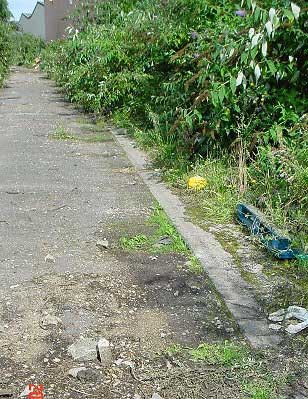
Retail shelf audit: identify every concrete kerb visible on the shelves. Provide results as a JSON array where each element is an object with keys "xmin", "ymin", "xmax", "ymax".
[{"xmin": 110, "ymin": 126, "xmax": 282, "ymax": 349}]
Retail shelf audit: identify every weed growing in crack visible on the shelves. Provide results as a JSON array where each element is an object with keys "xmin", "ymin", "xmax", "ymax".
[
  {"xmin": 246, "ymin": 386, "xmax": 274, "ymax": 399},
  {"xmin": 163, "ymin": 342, "xmax": 286, "ymax": 399},
  {"xmin": 51, "ymin": 125, "xmax": 111, "ymax": 143},
  {"xmin": 186, "ymin": 256, "xmax": 204, "ymax": 276},
  {"xmin": 52, "ymin": 125, "xmax": 76, "ymax": 140},
  {"xmin": 165, "ymin": 344, "xmax": 184, "ymax": 356},
  {"xmin": 81, "ymin": 134, "xmax": 112, "ymax": 143},
  {"xmin": 148, "ymin": 206, "xmax": 188, "ymax": 254},
  {"xmin": 189, "ymin": 342, "xmax": 248, "ymax": 367},
  {"xmin": 120, "ymin": 234, "xmax": 150, "ymax": 250},
  {"xmin": 120, "ymin": 205, "xmax": 188, "ymax": 254}
]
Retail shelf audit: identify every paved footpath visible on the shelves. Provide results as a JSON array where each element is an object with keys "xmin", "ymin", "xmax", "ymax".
[{"xmin": 0, "ymin": 68, "xmax": 278, "ymax": 398}]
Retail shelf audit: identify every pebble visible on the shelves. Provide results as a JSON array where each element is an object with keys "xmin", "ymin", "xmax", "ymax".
[
  {"xmin": 44, "ymin": 254, "xmax": 55, "ymax": 263},
  {"xmin": 40, "ymin": 314, "xmax": 62, "ymax": 329},
  {"xmin": 68, "ymin": 338, "xmax": 98, "ymax": 361},
  {"xmin": 156, "ymin": 236, "xmax": 173, "ymax": 246},
  {"xmin": 68, "ymin": 367, "xmax": 86, "ymax": 378},
  {"xmin": 96, "ymin": 240, "xmax": 109, "ymax": 250},
  {"xmin": 97, "ymin": 338, "xmax": 113, "ymax": 366},
  {"xmin": 269, "ymin": 323, "xmax": 283, "ymax": 331},
  {"xmin": 77, "ymin": 368, "xmax": 101, "ymax": 382}
]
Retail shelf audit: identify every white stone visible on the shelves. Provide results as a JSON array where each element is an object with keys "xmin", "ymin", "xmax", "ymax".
[
  {"xmin": 268, "ymin": 309, "xmax": 285, "ymax": 322},
  {"xmin": 68, "ymin": 367, "xmax": 86, "ymax": 378},
  {"xmin": 40, "ymin": 314, "xmax": 61, "ymax": 329},
  {"xmin": 68, "ymin": 338, "xmax": 97, "ymax": 361},
  {"xmin": 45, "ymin": 254, "xmax": 55, "ymax": 263},
  {"xmin": 97, "ymin": 338, "xmax": 113, "ymax": 366},
  {"xmin": 269, "ymin": 323, "xmax": 282, "ymax": 331},
  {"xmin": 96, "ymin": 240, "xmax": 109, "ymax": 250}
]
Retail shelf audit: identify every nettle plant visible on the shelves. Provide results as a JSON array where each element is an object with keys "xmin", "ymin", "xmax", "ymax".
[{"xmin": 170, "ymin": 0, "xmax": 306, "ymax": 153}]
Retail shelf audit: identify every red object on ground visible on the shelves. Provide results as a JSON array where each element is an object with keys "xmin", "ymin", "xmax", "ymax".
[{"xmin": 28, "ymin": 385, "xmax": 44, "ymax": 399}]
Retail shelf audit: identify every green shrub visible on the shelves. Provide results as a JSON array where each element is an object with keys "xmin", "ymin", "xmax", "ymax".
[
  {"xmin": 0, "ymin": 21, "xmax": 12, "ymax": 86},
  {"xmin": 0, "ymin": 24, "xmax": 45, "ymax": 87},
  {"xmin": 11, "ymin": 32, "xmax": 45, "ymax": 67}
]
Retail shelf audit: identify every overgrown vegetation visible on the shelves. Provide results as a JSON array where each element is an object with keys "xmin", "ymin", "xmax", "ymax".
[
  {"xmin": 0, "ymin": 0, "xmax": 45, "ymax": 86},
  {"xmin": 0, "ymin": 0, "xmax": 11, "ymax": 86},
  {"xmin": 165, "ymin": 341, "xmax": 289, "ymax": 399},
  {"xmin": 0, "ymin": 22, "xmax": 11, "ymax": 85},
  {"xmin": 41, "ymin": 0, "xmax": 307, "ymax": 253},
  {"xmin": 11, "ymin": 32, "xmax": 45, "ymax": 67}
]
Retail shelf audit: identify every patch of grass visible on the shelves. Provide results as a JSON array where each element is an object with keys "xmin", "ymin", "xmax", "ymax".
[
  {"xmin": 262, "ymin": 257, "xmax": 308, "ymax": 309},
  {"xmin": 51, "ymin": 125, "xmax": 112, "ymax": 143},
  {"xmin": 120, "ymin": 234, "xmax": 150, "ymax": 250},
  {"xmin": 297, "ymin": 257, "xmax": 308, "ymax": 273},
  {"xmin": 120, "ymin": 205, "xmax": 189, "ymax": 254},
  {"xmin": 52, "ymin": 125, "xmax": 76, "ymax": 140},
  {"xmin": 75, "ymin": 117, "xmax": 91, "ymax": 125},
  {"xmin": 186, "ymin": 256, "xmax": 204, "ymax": 275},
  {"xmin": 180, "ymin": 158, "xmax": 240, "ymax": 225},
  {"xmin": 165, "ymin": 342, "xmax": 286, "ymax": 399},
  {"xmin": 165, "ymin": 344, "xmax": 184, "ymax": 356},
  {"xmin": 243, "ymin": 380, "xmax": 282, "ymax": 399},
  {"xmin": 189, "ymin": 342, "xmax": 248, "ymax": 367},
  {"xmin": 81, "ymin": 133, "xmax": 113, "ymax": 143},
  {"xmin": 148, "ymin": 206, "xmax": 188, "ymax": 254},
  {"xmin": 247, "ymin": 386, "xmax": 273, "ymax": 399}
]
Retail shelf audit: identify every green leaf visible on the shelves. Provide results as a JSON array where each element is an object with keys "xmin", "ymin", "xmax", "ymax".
[
  {"xmin": 230, "ymin": 76, "xmax": 237, "ymax": 94},
  {"xmin": 240, "ymin": 52, "xmax": 248, "ymax": 63},
  {"xmin": 267, "ymin": 60, "xmax": 277, "ymax": 74},
  {"xmin": 193, "ymin": 109, "xmax": 203, "ymax": 122},
  {"xmin": 218, "ymin": 85, "xmax": 225, "ymax": 104},
  {"xmin": 211, "ymin": 90, "xmax": 219, "ymax": 107},
  {"xmin": 284, "ymin": 9, "xmax": 294, "ymax": 21},
  {"xmin": 250, "ymin": 47, "xmax": 258, "ymax": 60},
  {"xmin": 254, "ymin": 7, "xmax": 261, "ymax": 22}
]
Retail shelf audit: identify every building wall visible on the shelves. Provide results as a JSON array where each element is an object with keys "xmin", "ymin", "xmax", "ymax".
[
  {"xmin": 45, "ymin": 0, "xmax": 78, "ymax": 42},
  {"xmin": 19, "ymin": 2, "xmax": 45, "ymax": 40}
]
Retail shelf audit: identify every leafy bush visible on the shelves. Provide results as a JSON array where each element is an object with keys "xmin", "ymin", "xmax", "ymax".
[
  {"xmin": 0, "ymin": 0, "xmax": 11, "ymax": 22},
  {"xmin": 0, "ymin": 21, "xmax": 12, "ymax": 86},
  {"xmin": 11, "ymin": 32, "xmax": 45, "ymax": 67},
  {"xmin": 0, "ymin": 23, "xmax": 45, "ymax": 87},
  {"xmin": 41, "ymin": 0, "xmax": 307, "ymax": 249}
]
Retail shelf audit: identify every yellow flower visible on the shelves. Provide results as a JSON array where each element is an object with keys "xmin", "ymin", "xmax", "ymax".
[{"xmin": 187, "ymin": 176, "xmax": 207, "ymax": 190}]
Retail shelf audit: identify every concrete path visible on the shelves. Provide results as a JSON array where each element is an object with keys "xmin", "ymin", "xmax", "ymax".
[{"xmin": 0, "ymin": 69, "xmax": 248, "ymax": 398}]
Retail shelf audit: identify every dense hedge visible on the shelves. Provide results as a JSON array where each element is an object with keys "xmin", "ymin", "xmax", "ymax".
[{"xmin": 42, "ymin": 0, "xmax": 307, "ymax": 250}]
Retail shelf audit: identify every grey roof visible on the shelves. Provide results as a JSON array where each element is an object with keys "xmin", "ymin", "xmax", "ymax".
[{"xmin": 19, "ymin": 1, "xmax": 45, "ymax": 22}]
